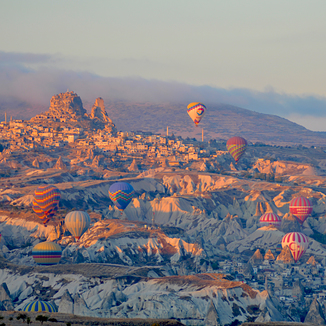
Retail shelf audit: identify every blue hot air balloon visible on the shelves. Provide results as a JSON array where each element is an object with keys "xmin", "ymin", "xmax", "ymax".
[
  {"xmin": 22, "ymin": 300, "xmax": 56, "ymax": 312},
  {"xmin": 65, "ymin": 211, "xmax": 91, "ymax": 241},
  {"xmin": 109, "ymin": 182, "xmax": 134, "ymax": 211}
]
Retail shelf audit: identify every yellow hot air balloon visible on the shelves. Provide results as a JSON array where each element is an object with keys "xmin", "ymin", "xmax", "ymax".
[
  {"xmin": 65, "ymin": 211, "xmax": 91, "ymax": 241},
  {"xmin": 32, "ymin": 241, "xmax": 62, "ymax": 265},
  {"xmin": 187, "ymin": 102, "xmax": 206, "ymax": 126}
]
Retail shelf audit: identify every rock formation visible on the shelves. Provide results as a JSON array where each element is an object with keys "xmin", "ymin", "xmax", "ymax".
[
  {"xmin": 307, "ymin": 255, "xmax": 317, "ymax": 266},
  {"xmin": 276, "ymin": 245, "xmax": 294, "ymax": 264},
  {"xmin": 264, "ymin": 249, "xmax": 275, "ymax": 261},
  {"xmin": 204, "ymin": 299, "xmax": 221, "ymax": 326},
  {"xmin": 36, "ymin": 91, "xmax": 87, "ymax": 121},
  {"xmin": 89, "ymin": 97, "xmax": 112, "ymax": 123},
  {"xmin": 58, "ymin": 289, "xmax": 74, "ymax": 314},
  {"xmin": 250, "ymin": 249, "xmax": 263, "ymax": 264},
  {"xmin": 128, "ymin": 159, "xmax": 138, "ymax": 172},
  {"xmin": 254, "ymin": 202, "xmax": 264, "ymax": 216},
  {"xmin": 54, "ymin": 156, "xmax": 66, "ymax": 170},
  {"xmin": 304, "ymin": 298, "xmax": 326, "ymax": 325},
  {"xmin": 31, "ymin": 92, "xmax": 116, "ymax": 133},
  {"xmin": 32, "ymin": 158, "xmax": 40, "ymax": 168},
  {"xmin": 280, "ymin": 212, "xmax": 301, "ymax": 233},
  {"xmin": 0, "ymin": 283, "xmax": 13, "ymax": 311}
]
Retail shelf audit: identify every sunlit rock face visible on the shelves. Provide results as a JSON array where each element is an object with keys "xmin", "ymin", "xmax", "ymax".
[
  {"xmin": 90, "ymin": 97, "xmax": 112, "ymax": 123},
  {"xmin": 276, "ymin": 245, "xmax": 294, "ymax": 264},
  {"xmin": 48, "ymin": 92, "xmax": 87, "ymax": 120}
]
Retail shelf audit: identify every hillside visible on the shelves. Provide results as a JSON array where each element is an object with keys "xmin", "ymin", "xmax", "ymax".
[
  {"xmin": 104, "ymin": 101, "xmax": 326, "ymax": 146},
  {"xmin": 1, "ymin": 96, "xmax": 326, "ymax": 146}
]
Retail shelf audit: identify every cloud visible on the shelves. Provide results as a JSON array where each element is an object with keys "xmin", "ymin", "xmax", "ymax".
[
  {"xmin": 1, "ymin": 51, "xmax": 326, "ymax": 131},
  {"xmin": 0, "ymin": 51, "xmax": 53, "ymax": 65}
]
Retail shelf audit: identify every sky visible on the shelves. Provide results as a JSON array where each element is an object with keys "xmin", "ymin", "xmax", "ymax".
[{"xmin": 1, "ymin": 0, "xmax": 326, "ymax": 131}]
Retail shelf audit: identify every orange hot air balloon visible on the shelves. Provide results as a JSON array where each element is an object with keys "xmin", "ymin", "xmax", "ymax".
[
  {"xmin": 33, "ymin": 185, "xmax": 61, "ymax": 226},
  {"xmin": 226, "ymin": 136, "xmax": 248, "ymax": 163}
]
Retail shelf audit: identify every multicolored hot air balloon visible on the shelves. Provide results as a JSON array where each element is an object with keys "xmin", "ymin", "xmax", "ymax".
[
  {"xmin": 289, "ymin": 196, "xmax": 313, "ymax": 225},
  {"xmin": 226, "ymin": 136, "xmax": 248, "ymax": 163},
  {"xmin": 259, "ymin": 213, "xmax": 282, "ymax": 228},
  {"xmin": 22, "ymin": 300, "xmax": 56, "ymax": 312},
  {"xmin": 276, "ymin": 243, "xmax": 282, "ymax": 254},
  {"xmin": 187, "ymin": 102, "xmax": 206, "ymax": 126},
  {"xmin": 282, "ymin": 232, "xmax": 309, "ymax": 262},
  {"xmin": 109, "ymin": 182, "xmax": 134, "ymax": 211},
  {"xmin": 33, "ymin": 185, "xmax": 61, "ymax": 226},
  {"xmin": 32, "ymin": 242, "xmax": 62, "ymax": 265},
  {"xmin": 65, "ymin": 211, "xmax": 91, "ymax": 241}
]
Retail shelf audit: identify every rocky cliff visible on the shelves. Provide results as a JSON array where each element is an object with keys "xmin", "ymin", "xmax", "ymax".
[
  {"xmin": 31, "ymin": 92, "xmax": 116, "ymax": 133},
  {"xmin": 89, "ymin": 97, "xmax": 112, "ymax": 123}
]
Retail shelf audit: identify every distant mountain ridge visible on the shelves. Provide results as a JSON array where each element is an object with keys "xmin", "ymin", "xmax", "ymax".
[{"xmin": 104, "ymin": 100, "xmax": 326, "ymax": 146}]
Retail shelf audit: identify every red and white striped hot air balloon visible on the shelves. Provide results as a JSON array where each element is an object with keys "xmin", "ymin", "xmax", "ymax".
[
  {"xmin": 289, "ymin": 196, "xmax": 313, "ymax": 225},
  {"xmin": 259, "ymin": 213, "xmax": 282, "ymax": 228},
  {"xmin": 282, "ymin": 232, "xmax": 309, "ymax": 262}
]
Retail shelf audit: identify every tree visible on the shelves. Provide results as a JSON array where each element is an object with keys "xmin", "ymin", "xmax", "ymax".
[
  {"xmin": 35, "ymin": 315, "xmax": 48, "ymax": 324},
  {"xmin": 17, "ymin": 313, "xmax": 27, "ymax": 322}
]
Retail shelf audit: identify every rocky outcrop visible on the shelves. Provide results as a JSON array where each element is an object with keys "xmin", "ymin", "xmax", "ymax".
[
  {"xmin": 280, "ymin": 213, "xmax": 301, "ymax": 233},
  {"xmin": 264, "ymin": 249, "xmax": 275, "ymax": 261},
  {"xmin": 89, "ymin": 98, "xmax": 112, "ymax": 123},
  {"xmin": 204, "ymin": 299, "xmax": 221, "ymax": 326},
  {"xmin": 276, "ymin": 245, "xmax": 294, "ymax": 264},
  {"xmin": 58, "ymin": 289, "xmax": 74, "ymax": 314},
  {"xmin": 54, "ymin": 156, "xmax": 66, "ymax": 170},
  {"xmin": 250, "ymin": 249, "xmax": 263, "ymax": 264},
  {"xmin": 41, "ymin": 92, "xmax": 87, "ymax": 121},
  {"xmin": 32, "ymin": 158, "xmax": 40, "ymax": 168},
  {"xmin": 307, "ymin": 255, "xmax": 317, "ymax": 266},
  {"xmin": 128, "ymin": 159, "xmax": 138, "ymax": 172},
  {"xmin": 0, "ymin": 283, "xmax": 14, "ymax": 311},
  {"xmin": 304, "ymin": 298, "xmax": 326, "ymax": 325}
]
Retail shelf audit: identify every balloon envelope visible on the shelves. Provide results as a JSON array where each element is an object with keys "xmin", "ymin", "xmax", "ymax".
[
  {"xmin": 33, "ymin": 185, "xmax": 61, "ymax": 224},
  {"xmin": 109, "ymin": 182, "xmax": 134, "ymax": 211},
  {"xmin": 32, "ymin": 241, "xmax": 62, "ymax": 265},
  {"xmin": 22, "ymin": 300, "xmax": 56, "ymax": 312},
  {"xmin": 226, "ymin": 137, "xmax": 248, "ymax": 162},
  {"xmin": 65, "ymin": 211, "xmax": 91, "ymax": 240},
  {"xmin": 276, "ymin": 243, "xmax": 282, "ymax": 253},
  {"xmin": 187, "ymin": 102, "xmax": 206, "ymax": 126},
  {"xmin": 259, "ymin": 213, "xmax": 281, "ymax": 228},
  {"xmin": 282, "ymin": 232, "xmax": 309, "ymax": 262},
  {"xmin": 289, "ymin": 196, "xmax": 313, "ymax": 224}
]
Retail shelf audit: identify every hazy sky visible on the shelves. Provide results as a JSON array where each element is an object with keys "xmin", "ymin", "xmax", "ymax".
[{"xmin": 1, "ymin": 0, "xmax": 326, "ymax": 131}]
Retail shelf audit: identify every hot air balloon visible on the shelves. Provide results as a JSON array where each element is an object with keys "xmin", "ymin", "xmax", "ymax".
[
  {"xmin": 275, "ymin": 243, "xmax": 282, "ymax": 254},
  {"xmin": 289, "ymin": 196, "xmax": 313, "ymax": 225},
  {"xmin": 187, "ymin": 102, "xmax": 206, "ymax": 126},
  {"xmin": 22, "ymin": 300, "xmax": 56, "ymax": 312},
  {"xmin": 259, "ymin": 213, "xmax": 282, "ymax": 228},
  {"xmin": 226, "ymin": 136, "xmax": 248, "ymax": 163},
  {"xmin": 33, "ymin": 185, "xmax": 61, "ymax": 226},
  {"xmin": 282, "ymin": 232, "xmax": 309, "ymax": 262},
  {"xmin": 65, "ymin": 211, "xmax": 91, "ymax": 241},
  {"xmin": 32, "ymin": 242, "xmax": 62, "ymax": 265},
  {"xmin": 109, "ymin": 182, "xmax": 134, "ymax": 211}
]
